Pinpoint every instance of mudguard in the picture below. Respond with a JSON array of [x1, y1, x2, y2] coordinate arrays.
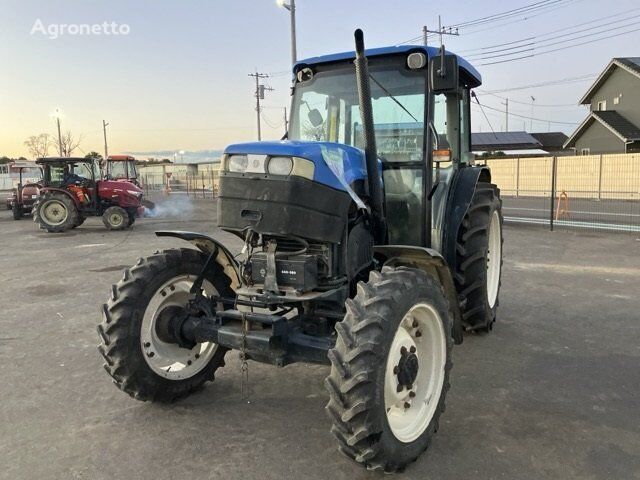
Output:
[[155, 231, 241, 289], [40, 187, 81, 207], [373, 245, 464, 344], [442, 166, 491, 269]]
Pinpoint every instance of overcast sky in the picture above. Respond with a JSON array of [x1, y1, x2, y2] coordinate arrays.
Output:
[[1, 0, 639, 158]]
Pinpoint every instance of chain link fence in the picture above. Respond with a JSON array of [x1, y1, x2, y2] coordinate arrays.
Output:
[[479, 153, 640, 233]]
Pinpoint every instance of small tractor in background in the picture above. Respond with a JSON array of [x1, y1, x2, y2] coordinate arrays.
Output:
[[105, 154, 155, 209], [6, 162, 42, 220], [98, 31, 503, 472], [33, 157, 144, 232]]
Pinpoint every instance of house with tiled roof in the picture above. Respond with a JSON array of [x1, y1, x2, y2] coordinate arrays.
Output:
[[564, 58, 640, 154]]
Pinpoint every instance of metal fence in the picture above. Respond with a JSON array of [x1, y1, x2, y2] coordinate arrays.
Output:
[[140, 170, 220, 199], [479, 153, 640, 233]]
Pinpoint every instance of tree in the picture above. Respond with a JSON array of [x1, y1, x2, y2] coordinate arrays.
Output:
[[24, 133, 54, 158], [85, 151, 103, 165], [60, 130, 83, 157]]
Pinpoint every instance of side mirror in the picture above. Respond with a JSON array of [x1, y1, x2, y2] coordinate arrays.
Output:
[[429, 53, 459, 92], [308, 109, 324, 127]]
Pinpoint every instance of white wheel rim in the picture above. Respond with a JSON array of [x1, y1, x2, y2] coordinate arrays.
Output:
[[487, 210, 501, 309], [384, 303, 447, 443], [141, 275, 220, 380], [42, 200, 68, 226], [109, 212, 124, 227]]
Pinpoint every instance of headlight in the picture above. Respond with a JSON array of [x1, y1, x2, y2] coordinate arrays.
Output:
[[127, 190, 142, 197], [267, 157, 293, 176], [227, 154, 248, 173]]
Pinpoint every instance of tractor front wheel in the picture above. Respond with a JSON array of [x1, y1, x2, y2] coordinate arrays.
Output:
[[102, 206, 130, 230], [33, 192, 78, 233], [97, 248, 234, 403], [326, 266, 453, 473]]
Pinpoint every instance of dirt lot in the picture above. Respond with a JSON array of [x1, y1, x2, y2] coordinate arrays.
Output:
[[1, 196, 639, 480]]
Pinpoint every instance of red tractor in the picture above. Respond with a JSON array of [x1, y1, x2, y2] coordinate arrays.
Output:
[[6, 162, 42, 220], [32, 157, 144, 233]]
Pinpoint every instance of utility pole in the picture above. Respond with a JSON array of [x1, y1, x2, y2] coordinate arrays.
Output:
[[53, 108, 63, 156], [502, 98, 509, 132], [283, 107, 288, 134], [248, 72, 273, 140], [422, 18, 459, 49], [102, 120, 109, 160]]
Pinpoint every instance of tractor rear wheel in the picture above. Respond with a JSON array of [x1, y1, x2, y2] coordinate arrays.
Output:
[[326, 266, 453, 473], [33, 192, 78, 233], [97, 248, 233, 403], [73, 215, 86, 228], [12, 203, 23, 220], [454, 182, 503, 332], [102, 206, 130, 230]]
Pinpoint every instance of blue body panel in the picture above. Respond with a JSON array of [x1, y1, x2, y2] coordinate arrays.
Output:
[[294, 45, 482, 88], [225, 141, 367, 191]]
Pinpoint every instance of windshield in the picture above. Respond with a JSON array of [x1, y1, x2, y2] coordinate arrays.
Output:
[[108, 160, 136, 179], [289, 57, 426, 163]]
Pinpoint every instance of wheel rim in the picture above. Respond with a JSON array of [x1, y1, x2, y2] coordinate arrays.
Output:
[[41, 200, 68, 226], [109, 212, 124, 227], [141, 275, 220, 380], [487, 210, 501, 309], [384, 303, 447, 443]]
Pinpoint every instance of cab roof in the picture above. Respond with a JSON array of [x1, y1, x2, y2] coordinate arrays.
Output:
[[294, 44, 482, 88], [36, 157, 91, 164], [107, 155, 135, 161]]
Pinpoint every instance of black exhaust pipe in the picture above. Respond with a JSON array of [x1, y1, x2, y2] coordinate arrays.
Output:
[[354, 29, 386, 243]]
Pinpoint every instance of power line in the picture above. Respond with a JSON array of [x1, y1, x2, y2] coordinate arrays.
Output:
[[450, 0, 568, 29], [480, 25, 640, 65], [472, 101, 579, 125], [482, 73, 597, 93]]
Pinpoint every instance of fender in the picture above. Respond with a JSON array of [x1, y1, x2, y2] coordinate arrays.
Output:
[[155, 231, 241, 289], [442, 166, 491, 269], [373, 245, 463, 344], [40, 187, 81, 207]]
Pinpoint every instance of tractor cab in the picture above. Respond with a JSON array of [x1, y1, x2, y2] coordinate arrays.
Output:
[[105, 155, 139, 186], [7, 162, 42, 220]]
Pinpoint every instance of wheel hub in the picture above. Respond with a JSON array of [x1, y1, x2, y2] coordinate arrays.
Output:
[[154, 305, 195, 349], [396, 348, 419, 388]]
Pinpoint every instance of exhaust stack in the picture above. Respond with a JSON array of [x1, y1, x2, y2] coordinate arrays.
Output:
[[354, 29, 385, 243]]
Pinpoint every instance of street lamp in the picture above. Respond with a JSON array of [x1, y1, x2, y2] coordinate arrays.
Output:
[[276, 0, 297, 67]]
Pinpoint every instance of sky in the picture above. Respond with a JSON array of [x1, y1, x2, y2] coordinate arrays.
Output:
[[1, 0, 639, 159]]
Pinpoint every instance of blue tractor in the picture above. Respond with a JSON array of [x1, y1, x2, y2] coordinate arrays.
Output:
[[98, 31, 503, 472]]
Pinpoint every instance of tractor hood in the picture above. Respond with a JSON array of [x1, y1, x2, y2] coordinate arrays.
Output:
[[224, 140, 368, 193]]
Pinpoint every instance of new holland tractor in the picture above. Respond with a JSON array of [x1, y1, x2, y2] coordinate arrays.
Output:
[[98, 31, 502, 472]]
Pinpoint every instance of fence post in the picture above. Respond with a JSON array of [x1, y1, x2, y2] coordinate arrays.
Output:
[[516, 157, 520, 198], [550, 156, 557, 231], [597, 154, 603, 200]]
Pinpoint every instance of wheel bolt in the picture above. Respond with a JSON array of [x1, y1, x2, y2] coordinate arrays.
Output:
[[187, 360, 192, 366], [415, 330, 422, 337], [404, 402, 411, 409], [144, 342, 150, 348], [396, 384, 403, 393], [407, 384, 413, 390], [400, 346, 407, 355], [148, 351, 155, 358], [409, 391, 416, 398], [410, 346, 416, 354], [393, 366, 399, 374], [195, 353, 200, 359], [412, 319, 419, 328]]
